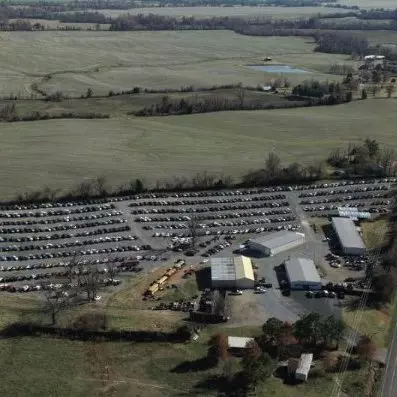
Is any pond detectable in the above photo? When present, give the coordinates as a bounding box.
[248,64,312,74]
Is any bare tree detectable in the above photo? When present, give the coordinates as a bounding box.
[187,215,200,250]
[265,151,282,180]
[236,85,246,108]
[42,286,72,325]
[95,176,108,196]
[386,84,395,98]
[80,264,103,301]
[67,253,79,285]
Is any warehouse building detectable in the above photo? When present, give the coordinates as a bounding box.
[247,230,306,257]
[285,257,322,290]
[331,217,366,256]
[211,256,255,289]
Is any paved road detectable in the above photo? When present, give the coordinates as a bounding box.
[379,317,397,397]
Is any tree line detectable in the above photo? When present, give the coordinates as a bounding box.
[0,104,109,123]
[133,92,312,117]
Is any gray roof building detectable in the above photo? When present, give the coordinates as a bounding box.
[332,217,366,255]
[247,230,305,256]
[285,257,321,290]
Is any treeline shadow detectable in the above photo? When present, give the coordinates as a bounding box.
[0,322,190,343]
[171,355,218,373]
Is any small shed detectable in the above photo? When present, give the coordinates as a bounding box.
[295,353,313,381]
[228,336,255,355]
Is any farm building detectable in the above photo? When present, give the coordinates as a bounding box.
[211,256,254,289]
[295,353,313,381]
[284,257,321,290]
[228,336,255,355]
[247,230,306,257]
[331,217,366,256]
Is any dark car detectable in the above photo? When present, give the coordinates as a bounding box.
[306,291,314,298]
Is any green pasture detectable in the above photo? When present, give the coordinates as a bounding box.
[0,31,351,97]
[0,98,396,200]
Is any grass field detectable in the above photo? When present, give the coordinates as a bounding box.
[0,31,351,97]
[343,219,391,348]
[0,276,370,397]
[90,5,351,18]
[1,98,396,200]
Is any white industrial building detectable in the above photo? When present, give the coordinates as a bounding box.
[211,256,255,289]
[332,217,366,256]
[295,353,313,381]
[247,230,306,257]
[285,257,322,290]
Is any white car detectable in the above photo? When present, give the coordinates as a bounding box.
[255,287,267,294]
[330,263,341,268]
[200,259,209,264]
[230,289,243,295]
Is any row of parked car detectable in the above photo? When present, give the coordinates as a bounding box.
[0,197,122,211]
[0,235,138,253]
[153,224,301,238]
[0,204,116,219]
[147,216,297,231]
[291,179,394,192]
[0,255,145,272]
[301,196,390,206]
[0,218,128,235]
[0,226,133,243]
[131,201,291,215]
[0,244,148,261]
[129,194,287,207]
[0,211,124,226]
[0,278,122,294]
[136,208,292,224]
[0,264,143,284]
[298,185,390,198]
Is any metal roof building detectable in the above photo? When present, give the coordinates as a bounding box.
[332,217,366,256]
[285,257,322,290]
[211,256,254,289]
[295,353,313,381]
[247,230,305,257]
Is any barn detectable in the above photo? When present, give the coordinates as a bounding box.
[285,257,322,290]
[211,256,255,289]
[247,230,306,257]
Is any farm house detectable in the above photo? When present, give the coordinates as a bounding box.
[246,230,306,257]
[211,256,254,289]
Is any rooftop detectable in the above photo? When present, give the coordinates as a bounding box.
[211,257,235,281]
[332,217,366,250]
[249,230,305,249]
[228,336,255,349]
[285,257,321,283]
[296,353,313,376]
[211,256,254,282]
